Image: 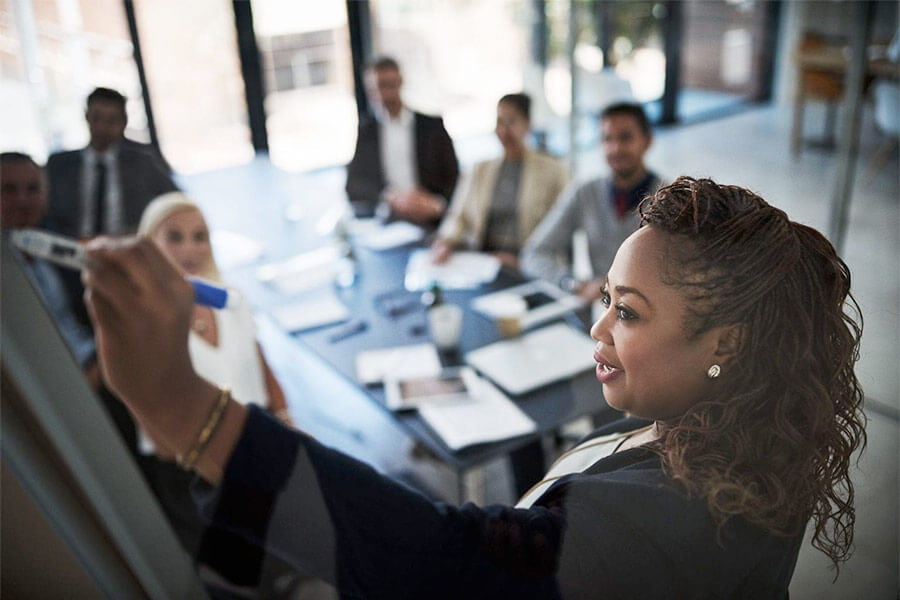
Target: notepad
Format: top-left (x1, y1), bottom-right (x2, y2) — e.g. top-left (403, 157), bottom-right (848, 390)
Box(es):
top-left (355, 221), bottom-right (425, 250)
top-left (270, 291), bottom-right (349, 332)
top-left (355, 343), bottom-right (442, 385)
top-left (256, 245), bottom-right (342, 295)
top-left (404, 250), bottom-right (501, 291)
top-left (417, 371), bottom-right (536, 450)
top-left (211, 230), bottom-right (264, 270)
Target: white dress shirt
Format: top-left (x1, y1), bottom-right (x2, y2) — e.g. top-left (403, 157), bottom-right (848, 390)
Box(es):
top-left (376, 106), bottom-right (417, 192)
top-left (79, 145), bottom-right (124, 237)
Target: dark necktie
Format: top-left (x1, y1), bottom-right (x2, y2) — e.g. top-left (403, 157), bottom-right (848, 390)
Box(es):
top-left (93, 161), bottom-right (107, 235)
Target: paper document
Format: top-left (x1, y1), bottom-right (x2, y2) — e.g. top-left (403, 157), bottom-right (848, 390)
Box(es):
top-left (256, 245), bottom-right (342, 295)
top-left (211, 230), bottom-right (264, 270)
top-left (404, 250), bottom-right (501, 291)
top-left (417, 373), bottom-right (536, 450)
top-left (355, 343), bottom-right (442, 385)
top-left (270, 290), bottom-right (349, 332)
top-left (355, 221), bottom-right (425, 250)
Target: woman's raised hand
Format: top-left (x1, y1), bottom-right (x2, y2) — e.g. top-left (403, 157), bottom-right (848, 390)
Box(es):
top-left (81, 236), bottom-right (236, 474)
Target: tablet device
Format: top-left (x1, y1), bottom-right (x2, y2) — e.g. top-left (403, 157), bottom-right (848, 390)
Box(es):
top-left (471, 280), bottom-right (584, 331)
top-left (384, 367), bottom-right (472, 411)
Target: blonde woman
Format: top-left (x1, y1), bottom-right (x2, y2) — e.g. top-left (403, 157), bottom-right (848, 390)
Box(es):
top-left (133, 193), bottom-right (294, 589)
top-left (137, 192), bottom-right (289, 460)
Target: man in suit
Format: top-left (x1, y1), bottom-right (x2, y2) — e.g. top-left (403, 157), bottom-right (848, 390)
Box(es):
top-left (345, 57), bottom-right (459, 228)
top-left (44, 87), bottom-right (177, 238)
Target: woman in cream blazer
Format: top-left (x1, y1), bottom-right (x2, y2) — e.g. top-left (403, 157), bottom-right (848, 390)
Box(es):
top-left (432, 93), bottom-right (568, 269)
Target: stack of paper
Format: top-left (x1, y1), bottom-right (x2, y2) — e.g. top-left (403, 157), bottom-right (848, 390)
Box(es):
top-left (417, 373), bottom-right (536, 450)
top-left (269, 290), bottom-right (349, 332)
top-left (355, 343), bottom-right (443, 385)
top-left (256, 245), bottom-right (342, 295)
top-left (355, 221), bottom-right (425, 250)
top-left (404, 250), bottom-right (501, 291)
top-left (211, 230), bottom-right (264, 270)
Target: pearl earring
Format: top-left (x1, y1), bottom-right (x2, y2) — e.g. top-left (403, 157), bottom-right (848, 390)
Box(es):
top-left (707, 364), bottom-right (721, 379)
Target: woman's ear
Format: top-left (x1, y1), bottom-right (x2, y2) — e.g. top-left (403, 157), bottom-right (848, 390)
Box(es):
top-left (712, 324), bottom-right (745, 367)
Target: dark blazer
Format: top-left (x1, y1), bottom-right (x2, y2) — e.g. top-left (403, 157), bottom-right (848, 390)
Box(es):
top-left (196, 406), bottom-right (803, 599)
top-left (44, 141), bottom-right (177, 237)
top-left (345, 111), bottom-right (460, 222)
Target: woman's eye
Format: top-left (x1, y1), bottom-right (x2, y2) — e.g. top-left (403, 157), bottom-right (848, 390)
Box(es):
top-left (600, 290), bottom-right (611, 307)
top-left (166, 231), bottom-right (183, 243)
top-left (616, 305), bottom-right (636, 321)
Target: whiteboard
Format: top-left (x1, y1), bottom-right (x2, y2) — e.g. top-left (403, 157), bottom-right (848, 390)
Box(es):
top-left (1, 240), bottom-right (207, 599)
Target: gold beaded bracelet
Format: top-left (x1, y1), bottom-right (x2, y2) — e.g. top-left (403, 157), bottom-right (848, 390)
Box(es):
top-left (179, 387), bottom-right (231, 471)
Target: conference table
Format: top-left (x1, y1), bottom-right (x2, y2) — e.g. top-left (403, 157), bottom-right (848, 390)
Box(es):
top-left (296, 244), bottom-right (606, 461)
top-left (208, 198), bottom-right (611, 502)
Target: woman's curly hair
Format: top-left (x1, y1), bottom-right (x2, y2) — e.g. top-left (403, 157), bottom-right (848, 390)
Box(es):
top-left (638, 176), bottom-right (866, 571)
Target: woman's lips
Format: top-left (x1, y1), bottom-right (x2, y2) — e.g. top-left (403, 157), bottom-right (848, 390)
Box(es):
top-left (594, 349), bottom-right (623, 384)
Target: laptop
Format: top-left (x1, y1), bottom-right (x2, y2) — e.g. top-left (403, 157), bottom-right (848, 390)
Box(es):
top-left (464, 323), bottom-right (598, 396)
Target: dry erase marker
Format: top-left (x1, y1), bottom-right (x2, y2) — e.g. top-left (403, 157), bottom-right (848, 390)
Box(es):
top-left (9, 229), bottom-right (239, 310)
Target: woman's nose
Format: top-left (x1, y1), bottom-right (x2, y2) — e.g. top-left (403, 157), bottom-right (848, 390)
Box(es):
top-left (589, 307), bottom-right (614, 344)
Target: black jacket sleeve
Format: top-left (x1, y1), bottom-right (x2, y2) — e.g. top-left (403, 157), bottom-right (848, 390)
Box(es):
top-left (345, 116), bottom-right (385, 218)
top-left (196, 406), bottom-right (802, 599)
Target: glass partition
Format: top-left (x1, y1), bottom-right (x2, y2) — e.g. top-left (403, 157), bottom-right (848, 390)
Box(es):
top-left (132, 0), bottom-right (254, 174)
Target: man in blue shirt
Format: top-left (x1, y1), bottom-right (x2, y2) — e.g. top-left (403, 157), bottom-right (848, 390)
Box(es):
top-left (2, 151), bottom-right (137, 452)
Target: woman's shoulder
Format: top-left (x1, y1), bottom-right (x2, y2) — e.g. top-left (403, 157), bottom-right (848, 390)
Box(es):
top-left (548, 456), bottom-right (802, 598)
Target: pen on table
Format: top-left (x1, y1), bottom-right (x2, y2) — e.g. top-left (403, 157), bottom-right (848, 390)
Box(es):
top-left (9, 228), bottom-right (239, 310)
top-left (329, 320), bottom-right (368, 343)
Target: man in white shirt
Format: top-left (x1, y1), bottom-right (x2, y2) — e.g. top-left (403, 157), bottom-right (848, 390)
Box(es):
top-left (45, 87), bottom-right (177, 239)
top-left (345, 57), bottom-right (460, 228)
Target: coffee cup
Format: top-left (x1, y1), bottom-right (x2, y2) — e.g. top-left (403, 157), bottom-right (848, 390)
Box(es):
top-left (490, 294), bottom-right (528, 338)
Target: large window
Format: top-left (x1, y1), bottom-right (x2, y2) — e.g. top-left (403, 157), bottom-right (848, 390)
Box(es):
top-left (1, 0), bottom-right (144, 161)
top-left (369, 0), bottom-right (541, 166)
top-left (133, 0), bottom-right (254, 174)
top-left (677, 0), bottom-right (773, 121)
top-left (252, 0), bottom-right (358, 172)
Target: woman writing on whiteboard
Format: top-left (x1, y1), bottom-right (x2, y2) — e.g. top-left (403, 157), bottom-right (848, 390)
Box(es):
top-left (84, 177), bottom-right (865, 597)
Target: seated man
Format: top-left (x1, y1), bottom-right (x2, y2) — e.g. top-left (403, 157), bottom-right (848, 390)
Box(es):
top-left (521, 103), bottom-right (663, 301)
top-left (44, 86), bottom-right (177, 239)
top-left (345, 56), bottom-right (460, 228)
top-left (1, 151), bottom-right (136, 451)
